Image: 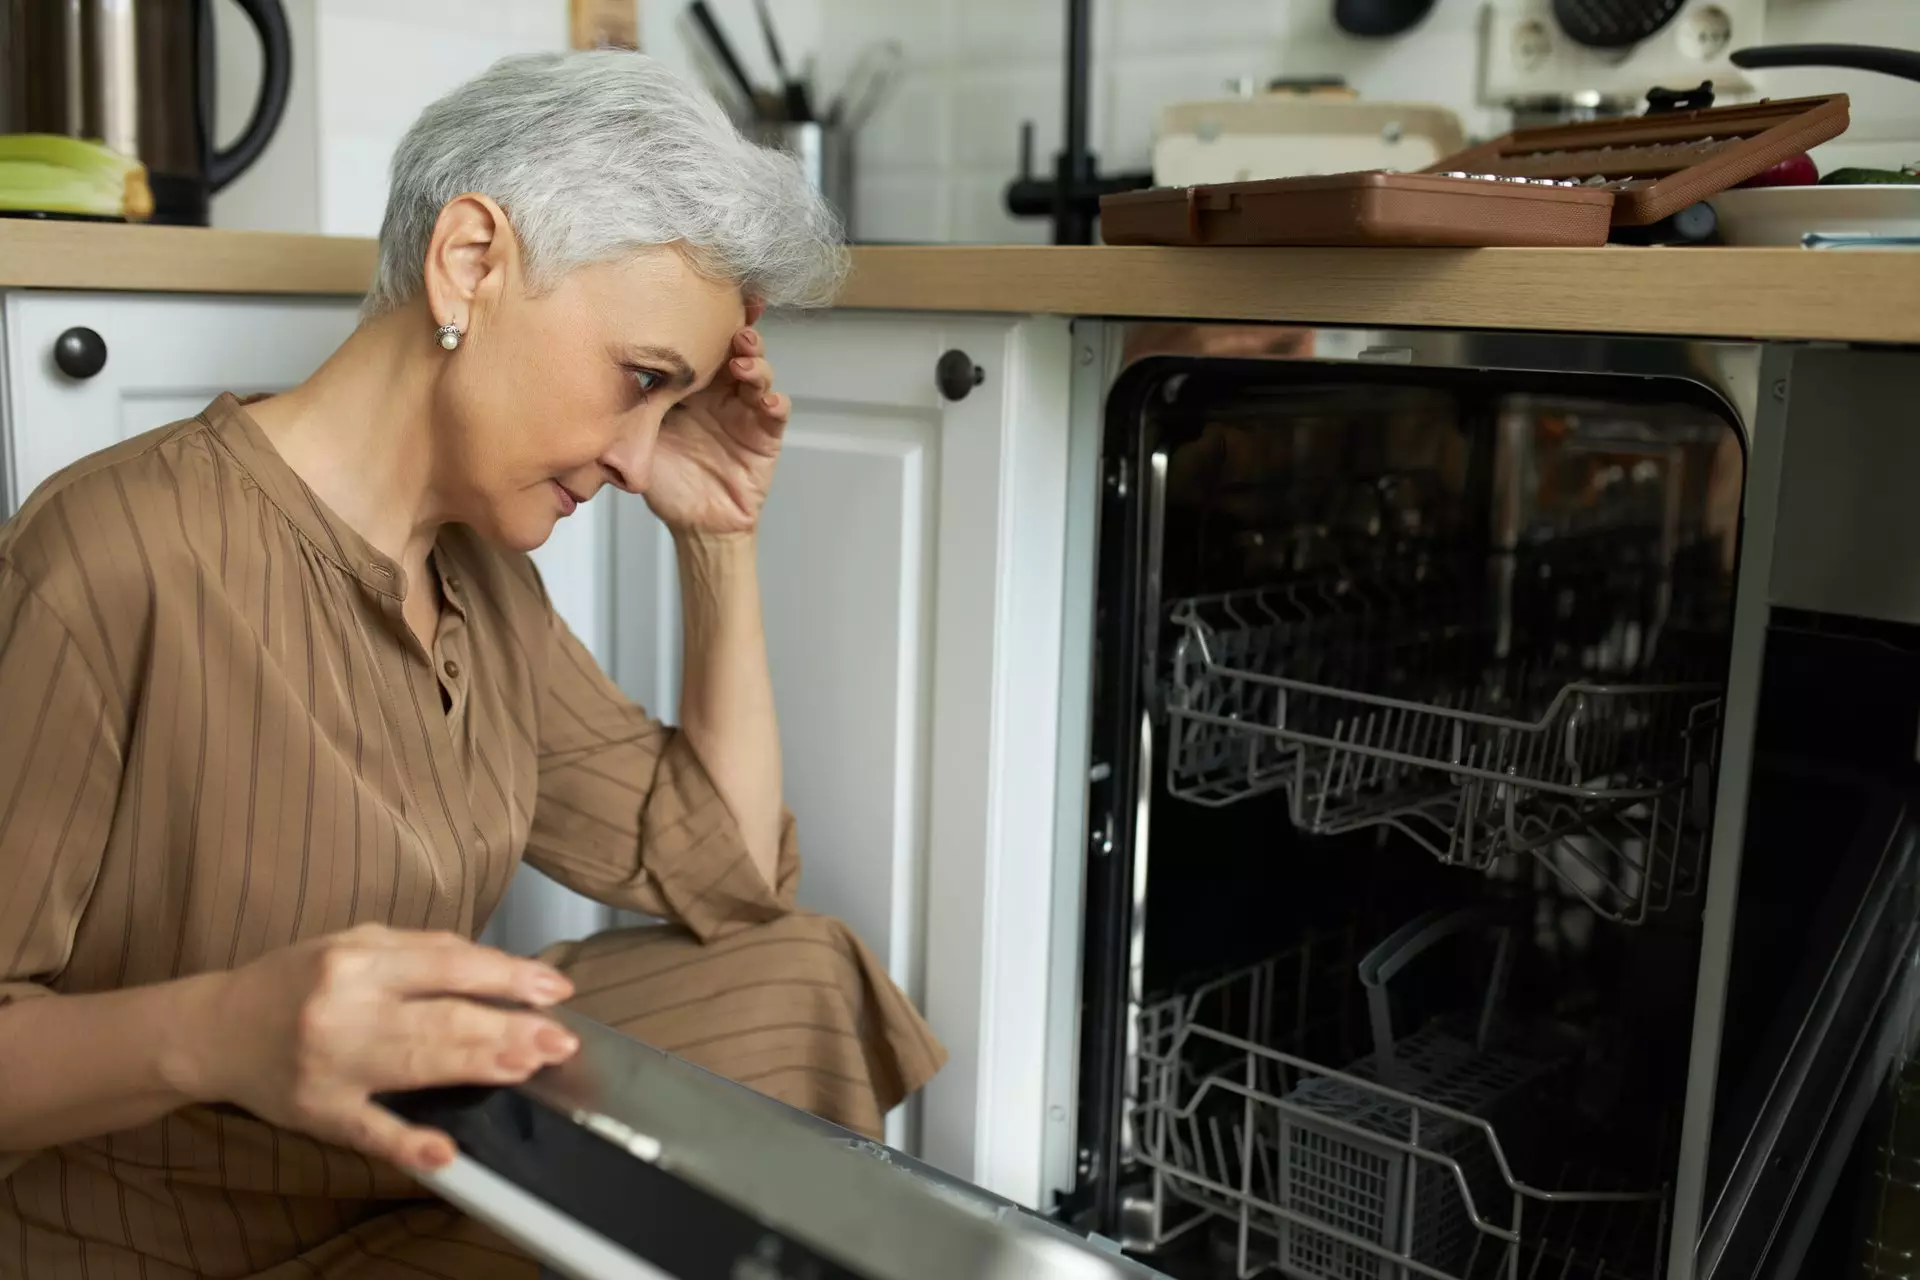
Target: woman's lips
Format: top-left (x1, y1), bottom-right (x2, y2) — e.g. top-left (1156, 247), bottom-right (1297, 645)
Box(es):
top-left (552, 480), bottom-right (579, 516)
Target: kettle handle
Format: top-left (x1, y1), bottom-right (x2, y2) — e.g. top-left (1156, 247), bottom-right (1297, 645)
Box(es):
top-left (1730, 43), bottom-right (1920, 86)
top-left (210, 0), bottom-right (294, 192)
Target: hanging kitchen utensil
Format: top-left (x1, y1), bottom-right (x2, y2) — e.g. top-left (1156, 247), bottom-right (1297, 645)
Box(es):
top-left (752, 0), bottom-right (813, 122)
top-left (687, 2), bottom-right (762, 114)
top-left (1552, 0), bottom-right (1685, 49)
top-left (1332, 0), bottom-right (1437, 38)
top-left (1730, 42), bottom-right (1920, 85)
top-left (830, 41), bottom-right (904, 132)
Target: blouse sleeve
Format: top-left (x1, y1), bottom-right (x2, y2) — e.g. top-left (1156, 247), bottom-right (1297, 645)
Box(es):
top-left (0, 563), bottom-right (123, 1010)
top-left (522, 605), bottom-right (799, 943)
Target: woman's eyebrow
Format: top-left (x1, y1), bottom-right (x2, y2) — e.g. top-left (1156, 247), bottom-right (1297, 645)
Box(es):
top-left (619, 344), bottom-right (698, 388)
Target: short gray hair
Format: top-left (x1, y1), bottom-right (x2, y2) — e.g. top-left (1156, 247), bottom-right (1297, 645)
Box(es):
top-left (365, 50), bottom-right (845, 316)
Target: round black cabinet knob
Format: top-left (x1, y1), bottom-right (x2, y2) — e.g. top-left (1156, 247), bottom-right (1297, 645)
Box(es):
top-left (53, 327), bottom-right (108, 380)
top-left (936, 349), bottom-right (985, 402)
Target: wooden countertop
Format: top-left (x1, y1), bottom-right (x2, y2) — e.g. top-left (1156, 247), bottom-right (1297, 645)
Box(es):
top-left (1, 219), bottom-right (1916, 344)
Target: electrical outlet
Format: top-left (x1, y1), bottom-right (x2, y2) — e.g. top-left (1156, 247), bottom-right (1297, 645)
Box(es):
top-left (1480, 0), bottom-right (1765, 108)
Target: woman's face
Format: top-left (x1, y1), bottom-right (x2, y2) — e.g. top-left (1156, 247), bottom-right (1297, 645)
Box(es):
top-left (429, 212), bottom-right (747, 551)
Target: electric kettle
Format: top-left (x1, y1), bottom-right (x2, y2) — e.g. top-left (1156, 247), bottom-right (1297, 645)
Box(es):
top-left (0, 0), bottom-right (292, 225)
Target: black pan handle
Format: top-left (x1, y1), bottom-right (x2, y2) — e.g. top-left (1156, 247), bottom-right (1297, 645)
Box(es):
top-left (209, 0), bottom-right (294, 191)
top-left (1731, 43), bottom-right (1920, 86)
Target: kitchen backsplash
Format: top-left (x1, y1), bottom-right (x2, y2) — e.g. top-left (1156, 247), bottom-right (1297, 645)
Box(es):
top-left (824, 0), bottom-right (1920, 244)
top-left (212, 0), bottom-right (567, 235)
top-left (210, 0), bottom-right (1918, 245)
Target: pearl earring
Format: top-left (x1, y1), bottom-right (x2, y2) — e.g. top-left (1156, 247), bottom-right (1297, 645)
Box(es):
top-left (435, 322), bottom-right (462, 351)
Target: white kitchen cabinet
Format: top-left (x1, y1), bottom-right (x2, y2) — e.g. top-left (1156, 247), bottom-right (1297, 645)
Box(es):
top-left (0, 291), bottom-right (360, 512)
top-left (611, 310), bottom-right (1076, 1203)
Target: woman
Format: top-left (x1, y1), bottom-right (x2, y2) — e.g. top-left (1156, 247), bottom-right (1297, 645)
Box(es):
top-left (0, 50), bottom-right (943, 1278)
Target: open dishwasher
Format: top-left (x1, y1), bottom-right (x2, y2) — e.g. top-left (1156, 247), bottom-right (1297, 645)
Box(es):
top-left (1057, 326), bottom-right (1920, 1280)
top-left (359, 333), bottom-right (1920, 1280)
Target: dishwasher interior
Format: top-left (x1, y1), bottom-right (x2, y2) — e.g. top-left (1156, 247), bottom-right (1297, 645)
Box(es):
top-left (1073, 346), bottom-right (1750, 1280)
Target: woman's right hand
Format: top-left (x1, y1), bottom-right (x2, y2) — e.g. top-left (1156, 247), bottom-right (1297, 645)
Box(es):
top-left (171, 924), bottom-right (579, 1174)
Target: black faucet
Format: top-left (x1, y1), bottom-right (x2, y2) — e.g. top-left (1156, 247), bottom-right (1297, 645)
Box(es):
top-left (1002, 0), bottom-right (1155, 244)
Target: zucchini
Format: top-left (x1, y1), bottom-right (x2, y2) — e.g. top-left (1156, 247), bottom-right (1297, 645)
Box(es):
top-left (1819, 165), bottom-right (1920, 187)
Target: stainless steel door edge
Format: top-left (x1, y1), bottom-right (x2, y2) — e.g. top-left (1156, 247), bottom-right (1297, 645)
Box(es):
top-left (414, 1154), bottom-right (677, 1280)
top-left (1100, 323), bottom-right (1763, 440)
top-left (503, 1008), bottom-right (1174, 1280)
top-left (1697, 793), bottom-right (1920, 1278)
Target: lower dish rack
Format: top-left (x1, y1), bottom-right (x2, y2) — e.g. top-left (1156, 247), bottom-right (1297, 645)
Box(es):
top-left (1130, 910), bottom-right (1670, 1280)
top-left (1164, 555), bottom-right (1726, 925)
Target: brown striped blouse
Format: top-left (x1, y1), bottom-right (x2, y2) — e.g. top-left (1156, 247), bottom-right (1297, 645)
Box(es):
top-left (0, 394), bottom-right (944, 1278)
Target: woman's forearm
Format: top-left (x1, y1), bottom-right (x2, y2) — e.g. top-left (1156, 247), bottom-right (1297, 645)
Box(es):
top-left (674, 530), bottom-right (783, 886)
top-left (0, 975), bottom-right (220, 1152)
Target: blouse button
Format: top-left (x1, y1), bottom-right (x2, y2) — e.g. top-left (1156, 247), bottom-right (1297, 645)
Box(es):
top-left (443, 658), bottom-right (461, 681)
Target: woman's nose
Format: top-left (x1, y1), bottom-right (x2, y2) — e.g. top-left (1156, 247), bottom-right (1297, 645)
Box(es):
top-left (600, 419), bottom-right (658, 494)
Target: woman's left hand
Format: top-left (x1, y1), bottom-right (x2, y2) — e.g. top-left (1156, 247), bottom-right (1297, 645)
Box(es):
top-left (643, 320), bottom-right (788, 536)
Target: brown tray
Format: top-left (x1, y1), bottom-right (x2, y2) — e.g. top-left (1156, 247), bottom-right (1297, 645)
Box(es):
top-left (1101, 170), bottom-right (1615, 248)
top-left (1100, 92), bottom-right (1850, 248)
top-left (1434, 93), bottom-right (1850, 226)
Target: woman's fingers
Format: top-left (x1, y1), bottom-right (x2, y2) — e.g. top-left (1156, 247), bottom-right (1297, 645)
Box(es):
top-left (375, 938), bottom-right (572, 1007)
top-left (373, 1000), bottom-right (576, 1089)
top-left (342, 1103), bottom-right (456, 1174)
top-left (756, 391), bottom-right (791, 429)
top-left (728, 353), bottom-right (776, 394)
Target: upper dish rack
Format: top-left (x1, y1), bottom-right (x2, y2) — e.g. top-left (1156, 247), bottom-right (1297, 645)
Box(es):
top-left (1164, 541), bottom-right (1726, 925)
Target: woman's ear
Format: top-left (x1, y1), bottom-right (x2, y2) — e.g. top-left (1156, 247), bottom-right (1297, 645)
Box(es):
top-left (422, 194), bottom-right (521, 336)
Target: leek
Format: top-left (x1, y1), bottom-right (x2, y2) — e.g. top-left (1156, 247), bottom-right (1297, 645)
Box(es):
top-left (0, 134), bottom-right (153, 219)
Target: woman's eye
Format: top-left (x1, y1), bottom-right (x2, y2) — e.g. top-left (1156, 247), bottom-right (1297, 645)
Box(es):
top-left (630, 368), bottom-right (662, 394)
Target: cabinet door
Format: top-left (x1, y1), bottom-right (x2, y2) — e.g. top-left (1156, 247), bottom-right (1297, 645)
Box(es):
top-left (0, 291), bottom-right (359, 512)
top-left (611, 311), bottom-right (1075, 1203)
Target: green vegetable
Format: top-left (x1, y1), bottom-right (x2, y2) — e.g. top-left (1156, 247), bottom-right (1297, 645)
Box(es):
top-left (1819, 164), bottom-right (1920, 187)
top-left (0, 134), bottom-right (151, 218)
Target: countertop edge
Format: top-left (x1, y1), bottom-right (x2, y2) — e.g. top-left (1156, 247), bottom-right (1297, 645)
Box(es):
top-left (1, 223), bottom-right (1916, 345)
top-left (0, 222), bottom-right (379, 297)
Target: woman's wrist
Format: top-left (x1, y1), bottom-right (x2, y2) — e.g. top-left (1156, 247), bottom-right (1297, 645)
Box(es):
top-left (154, 970), bottom-right (236, 1105)
top-left (673, 527), bottom-right (758, 592)
top-left (671, 526), bottom-right (756, 557)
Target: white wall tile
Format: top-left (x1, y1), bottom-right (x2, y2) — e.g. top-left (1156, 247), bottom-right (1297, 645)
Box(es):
top-left (951, 67), bottom-right (1066, 172)
top-left (1114, 0), bottom-right (1288, 55)
top-left (210, 0), bottom-right (321, 232)
top-left (959, 0), bottom-right (1067, 60)
top-left (949, 174), bottom-right (1047, 244)
top-left (858, 73), bottom-right (955, 171)
top-left (312, 1), bottom-right (568, 235)
top-left (857, 173), bottom-right (954, 242)
top-left (319, 135), bottom-right (399, 238)
top-left (815, 0), bottom-right (956, 92)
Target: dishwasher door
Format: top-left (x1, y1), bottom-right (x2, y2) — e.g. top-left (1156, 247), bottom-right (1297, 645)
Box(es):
top-left (382, 1006), bottom-right (1174, 1280)
top-left (1697, 612), bottom-right (1920, 1280)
